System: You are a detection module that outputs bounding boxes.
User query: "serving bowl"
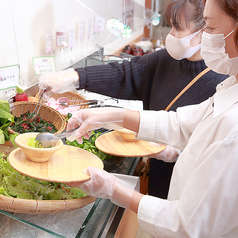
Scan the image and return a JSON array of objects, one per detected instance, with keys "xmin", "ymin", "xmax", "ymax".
[
  {"xmin": 114, "ymin": 128, "xmax": 137, "ymax": 142},
  {"xmin": 15, "ymin": 132, "xmax": 63, "ymax": 162}
]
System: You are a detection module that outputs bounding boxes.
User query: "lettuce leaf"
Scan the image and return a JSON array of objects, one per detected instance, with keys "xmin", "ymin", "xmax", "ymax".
[
  {"xmin": 0, "ymin": 109, "xmax": 14, "ymax": 127},
  {"xmin": 0, "ymin": 100, "xmax": 15, "ymax": 144},
  {"xmin": 66, "ymin": 130, "xmax": 114, "ymax": 161},
  {"xmin": 0, "ymin": 100, "xmax": 10, "ymax": 113},
  {"xmin": 0, "ymin": 130, "xmax": 4, "ymax": 144},
  {"xmin": 9, "ymin": 133, "xmax": 19, "ymax": 147},
  {"xmin": 0, "ymin": 156, "xmax": 87, "ymax": 200}
]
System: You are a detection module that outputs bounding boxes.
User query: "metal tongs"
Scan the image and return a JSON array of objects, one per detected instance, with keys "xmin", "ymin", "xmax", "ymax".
[
  {"xmin": 30, "ymin": 93, "xmax": 44, "ymax": 120},
  {"xmin": 35, "ymin": 126, "xmax": 80, "ymax": 147},
  {"xmin": 35, "ymin": 127, "xmax": 113, "ymax": 148},
  {"xmin": 58, "ymin": 99, "xmax": 98, "ymax": 107}
]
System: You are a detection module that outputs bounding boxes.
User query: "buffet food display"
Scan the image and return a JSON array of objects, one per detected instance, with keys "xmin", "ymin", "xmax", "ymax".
[
  {"xmin": 35, "ymin": 91, "xmax": 89, "ymax": 118},
  {"xmin": 0, "ymin": 99, "xmax": 121, "ymax": 215}
]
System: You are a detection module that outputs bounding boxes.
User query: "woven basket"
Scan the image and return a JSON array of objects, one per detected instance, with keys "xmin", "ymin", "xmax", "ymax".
[
  {"xmin": 0, "ymin": 194, "xmax": 96, "ymax": 214},
  {"xmin": 9, "ymin": 101, "xmax": 66, "ymax": 135},
  {"xmin": 0, "ymin": 144, "xmax": 96, "ymax": 214},
  {"xmin": 35, "ymin": 91, "xmax": 89, "ymax": 118}
]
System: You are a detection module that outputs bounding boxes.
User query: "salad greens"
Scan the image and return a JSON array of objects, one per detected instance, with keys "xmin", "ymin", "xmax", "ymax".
[
  {"xmin": 27, "ymin": 137, "xmax": 44, "ymax": 148},
  {"xmin": 0, "ymin": 100, "xmax": 18, "ymax": 146},
  {"xmin": 66, "ymin": 130, "xmax": 115, "ymax": 161},
  {"xmin": 27, "ymin": 137, "xmax": 54, "ymax": 148},
  {"xmin": 0, "ymin": 154, "xmax": 87, "ymax": 200},
  {"xmin": 11, "ymin": 111, "xmax": 57, "ymax": 134}
]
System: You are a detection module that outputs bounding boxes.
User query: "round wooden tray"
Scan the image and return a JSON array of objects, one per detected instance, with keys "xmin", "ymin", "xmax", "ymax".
[
  {"xmin": 8, "ymin": 145, "xmax": 104, "ymax": 183},
  {"xmin": 95, "ymin": 131, "xmax": 166, "ymax": 157},
  {"xmin": 0, "ymin": 144, "xmax": 97, "ymax": 214}
]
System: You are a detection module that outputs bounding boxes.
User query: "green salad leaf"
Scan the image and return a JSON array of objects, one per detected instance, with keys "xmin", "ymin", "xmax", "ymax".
[
  {"xmin": 0, "ymin": 100, "xmax": 14, "ymax": 127},
  {"xmin": 0, "ymin": 155, "xmax": 87, "ymax": 200},
  {"xmin": 27, "ymin": 137, "xmax": 44, "ymax": 148},
  {"xmin": 0, "ymin": 100, "xmax": 15, "ymax": 145},
  {"xmin": 66, "ymin": 130, "xmax": 115, "ymax": 161},
  {"xmin": 0, "ymin": 100, "xmax": 10, "ymax": 114},
  {"xmin": 0, "ymin": 130, "xmax": 5, "ymax": 144},
  {"xmin": 9, "ymin": 133, "xmax": 19, "ymax": 147}
]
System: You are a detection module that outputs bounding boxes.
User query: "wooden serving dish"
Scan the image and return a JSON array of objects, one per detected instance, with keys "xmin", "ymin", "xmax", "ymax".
[
  {"xmin": 95, "ymin": 131, "xmax": 166, "ymax": 157},
  {"xmin": 0, "ymin": 144, "xmax": 98, "ymax": 214}
]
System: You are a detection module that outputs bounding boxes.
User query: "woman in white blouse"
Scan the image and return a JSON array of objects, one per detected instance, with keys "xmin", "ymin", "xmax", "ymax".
[{"xmin": 65, "ymin": 0, "xmax": 238, "ymax": 237}]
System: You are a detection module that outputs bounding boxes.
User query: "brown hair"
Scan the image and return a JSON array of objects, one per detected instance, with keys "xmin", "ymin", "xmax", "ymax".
[
  {"xmin": 171, "ymin": 0, "xmax": 205, "ymax": 31},
  {"xmin": 165, "ymin": 1, "xmax": 176, "ymax": 26},
  {"xmin": 206, "ymin": 0, "xmax": 238, "ymax": 50}
]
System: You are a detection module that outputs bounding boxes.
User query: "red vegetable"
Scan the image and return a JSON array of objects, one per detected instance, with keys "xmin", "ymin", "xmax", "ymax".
[{"xmin": 14, "ymin": 86, "xmax": 28, "ymax": 102}]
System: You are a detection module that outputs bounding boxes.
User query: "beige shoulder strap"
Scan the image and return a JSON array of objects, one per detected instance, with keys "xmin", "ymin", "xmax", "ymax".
[{"xmin": 165, "ymin": 68, "xmax": 211, "ymax": 111}]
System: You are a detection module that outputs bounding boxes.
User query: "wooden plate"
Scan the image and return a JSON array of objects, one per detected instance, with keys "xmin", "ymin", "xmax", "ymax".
[
  {"xmin": 8, "ymin": 145, "xmax": 103, "ymax": 183},
  {"xmin": 95, "ymin": 131, "xmax": 166, "ymax": 157}
]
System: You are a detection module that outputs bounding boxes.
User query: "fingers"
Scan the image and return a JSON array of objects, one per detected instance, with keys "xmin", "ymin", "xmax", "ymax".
[
  {"xmin": 64, "ymin": 181, "xmax": 84, "ymax": 187},
  {"xmin": 66, "ymin": 112, "xmax": 97, "ymax": 141},
  {"xmin": 85, "ymin": 166, "xmax": 99, "ymax": 175},
  {"xmin": 43, "ymin": 91, "xmax": 52, "ymax": 100},
  {"xmin": 64, "ymin": 166, "xmax": 96, "ymax": 187},
  {"xmin": 66, "ymin": 125, "xmax": 89, "ymax": 142},
  {"xmin": 67, "ymin": 116, "xmax": 82, "ymax": 131},
  {"xmin": 147, "ymin": 150, "xmax": 166, "ymax": 159},
  {"xmin": 38, "ymin": 88, "xmax": 44, "ymax": 96},
  {"xmin": 149, "ymin": 142, "xmax": 163, "ymax": 147},
  {"xmin": 148, "ymin": 144, "xmax": 180, "ymax": 162},
  {"xmin": 38, "ymin": 72, "xmax": 59, "ymax": 95},
  {"xmin": 38, "ymin": 77, "xmax": 53, "ymax": 96}
]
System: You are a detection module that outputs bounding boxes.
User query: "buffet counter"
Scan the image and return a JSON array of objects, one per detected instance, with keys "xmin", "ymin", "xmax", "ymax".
[
  {"xmin": 0, "ymin": 49, "xmax": 144, "ymax": 237},
  {"xmin": 0, "ymin": 156, "xmax": 140, "ymax": 238}
]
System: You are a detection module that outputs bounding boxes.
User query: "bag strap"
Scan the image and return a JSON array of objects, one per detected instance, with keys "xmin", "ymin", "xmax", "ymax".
[{"xmin": 165, "ymin": 68, "xmax": 211, "ymax": 111}]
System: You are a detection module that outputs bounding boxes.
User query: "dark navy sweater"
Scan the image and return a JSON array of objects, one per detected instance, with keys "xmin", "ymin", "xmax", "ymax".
[{"xmin": 76, "ymin": 49, "xmax": 227, "ymax": 111}]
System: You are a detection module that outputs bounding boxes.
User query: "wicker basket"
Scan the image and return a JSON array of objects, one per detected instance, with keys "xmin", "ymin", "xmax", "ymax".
[
  {"xmin": 0, "ymin": 145, "xmax": 96, "ymax": 214},
  {"xmin": 0, "ymin": 194, "xmax": 96, "ymax": 214},
  {"xmin": 35, "ymin": 91, "xmax": 89, "ymax": 118},
  {"xmin": 9, "ymin": 101, "xmax": 66, "ymax": 135}
]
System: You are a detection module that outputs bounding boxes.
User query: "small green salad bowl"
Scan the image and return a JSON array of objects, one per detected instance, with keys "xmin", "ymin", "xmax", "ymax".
[{"xmin": 15, "ymin": 132, "xmax": 63, "ymax": 163}]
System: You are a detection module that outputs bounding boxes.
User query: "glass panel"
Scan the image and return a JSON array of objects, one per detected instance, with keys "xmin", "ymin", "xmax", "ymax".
[{"xmin": 0, "ymin": 210, "xmax": 63, "ymax": 237}]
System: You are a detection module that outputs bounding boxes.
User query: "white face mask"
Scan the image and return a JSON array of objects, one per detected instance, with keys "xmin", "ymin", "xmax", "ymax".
[
  {"xmin": 165, "ymin": 30, "xmax": 201, "ymax": 60},
  {"xmin": 201, "ymin": 30, "xmax": 238, "ymax": 76}
]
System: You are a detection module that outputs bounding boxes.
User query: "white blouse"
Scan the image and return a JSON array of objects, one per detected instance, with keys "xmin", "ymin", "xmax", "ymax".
[{"xmin": 137, "ymin": 76, "xmax": 238, "ymax": 238}]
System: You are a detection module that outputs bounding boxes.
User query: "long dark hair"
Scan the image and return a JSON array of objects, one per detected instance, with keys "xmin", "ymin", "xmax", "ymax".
[
  {"xmin": 204, "ymin": 0, "xmax": 238, "ymax": 50},
  {"xmin": 171, "ymin": 0, "xmax": 205, "ymax": 31}
]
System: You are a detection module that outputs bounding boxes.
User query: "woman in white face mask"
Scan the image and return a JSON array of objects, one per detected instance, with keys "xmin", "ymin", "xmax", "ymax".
[
  {"xmin": 38, "ymin": 0, "xmax": 228, "ymax": 200},
  {"xmin": 63, "ymin": 0, "xmax": 238, "ymax": 237}
]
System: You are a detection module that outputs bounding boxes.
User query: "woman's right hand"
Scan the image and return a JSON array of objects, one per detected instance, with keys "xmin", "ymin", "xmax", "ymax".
[
  {"xmin": 38, "ymin": 68, "xmax": 79, "ymax": 98},
  {"xmin": 66, "ymin": 107, "xmax": 126, "ymax": 143}
]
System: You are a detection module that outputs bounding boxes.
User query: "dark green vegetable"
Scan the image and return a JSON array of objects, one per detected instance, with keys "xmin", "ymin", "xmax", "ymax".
[
  {"xmin": 67, "ymin": 113, "xmax": 72, "ymax": 121},
  {"xmin": 10, "ymin": 111, "xmax": 57, "ymax": 134}
]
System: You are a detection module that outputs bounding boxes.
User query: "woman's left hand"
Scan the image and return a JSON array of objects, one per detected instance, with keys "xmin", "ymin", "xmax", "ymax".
[{"xmin": 148, "ymin": 144, "xmax": 180, "ymax": 162}]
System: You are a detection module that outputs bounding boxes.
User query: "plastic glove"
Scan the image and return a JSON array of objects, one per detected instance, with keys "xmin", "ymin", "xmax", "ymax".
[
  {"xmin": 148, "ymin": 143, "xmax": 181, "ymax": 163},
  {"xmin": 38, "ymin": 68, "xmax": 79, "ymax": 98},
  {"xmin": 66, "ymin": 166, "xmax": 135, "ymax": 209},
  {"xmin": 66, "ymin": 107, "xmax": 126, "ymax": 143}
]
